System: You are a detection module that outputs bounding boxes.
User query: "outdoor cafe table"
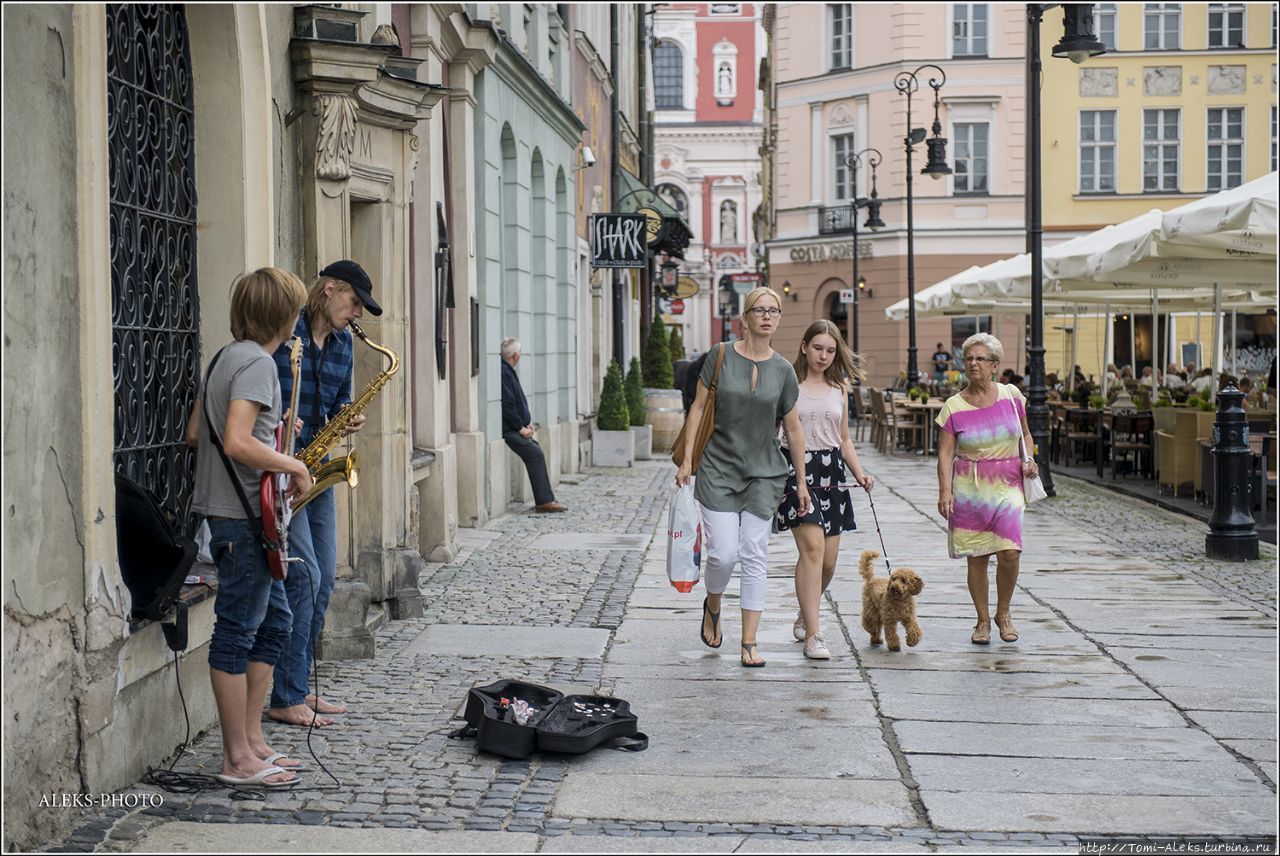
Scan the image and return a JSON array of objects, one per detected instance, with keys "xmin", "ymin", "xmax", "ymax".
[{"xmin": 902, "ymin": 399, "xmax": 946, "ymax": 455}]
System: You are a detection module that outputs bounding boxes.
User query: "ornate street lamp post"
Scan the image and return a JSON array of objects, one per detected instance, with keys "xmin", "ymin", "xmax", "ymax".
[
  {"xmin": 843, "ymin": 148, "xmax": 884, "ymax": 357},
  {"xmin": 895, "ymin": 65, "xmax": 951, "ymax": 386},
  {"xmin": 1027, "ymin": 4, "xmax": 1105, "ymax": 495}
]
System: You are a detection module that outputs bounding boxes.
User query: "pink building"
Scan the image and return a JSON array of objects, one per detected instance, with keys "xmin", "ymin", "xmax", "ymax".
[
  {"xmin": 765, "ymin": 3, "xmax": 1031, "ymax": 384},
  {"xmin": 653, "ymin": 3, "xmax": 767, "ymax": 351}
]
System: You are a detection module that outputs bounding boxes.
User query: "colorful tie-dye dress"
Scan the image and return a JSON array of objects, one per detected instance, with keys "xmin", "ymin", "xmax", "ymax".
[{"xmin": 935, "ymin": 384, "xmax": 1028, "ymax": 559}]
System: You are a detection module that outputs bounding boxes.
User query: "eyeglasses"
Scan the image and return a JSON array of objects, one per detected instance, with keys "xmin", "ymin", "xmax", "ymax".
[
  {"xmin": 962, "ymin": 356, "xmax": 997, "ymax": 364},
  {"xmin": 748, "ymin": 307, "xmax": 782, "ymax": 318}
]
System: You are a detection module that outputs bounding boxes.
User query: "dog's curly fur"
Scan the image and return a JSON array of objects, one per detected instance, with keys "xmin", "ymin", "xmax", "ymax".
[{"xmin": 859, "ymin": 550, "xmax": 924, "ymax": 651}]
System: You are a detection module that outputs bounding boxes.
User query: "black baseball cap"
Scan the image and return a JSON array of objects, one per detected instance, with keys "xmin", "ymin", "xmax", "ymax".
[{"xmin": 319, "ymin": 259, "xmax": 383, "ymax": 316}]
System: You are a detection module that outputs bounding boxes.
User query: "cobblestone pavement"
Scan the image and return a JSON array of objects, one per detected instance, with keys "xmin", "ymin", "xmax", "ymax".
[{"xmin": 43, "ymin": 451, "xmax": 1278, "ymax": 853}]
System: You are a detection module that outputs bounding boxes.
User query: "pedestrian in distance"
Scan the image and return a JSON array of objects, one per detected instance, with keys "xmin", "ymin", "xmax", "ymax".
[
  {"xmin": 268, "ymin": 260, "xmax": 379, "ymax": 728},
  {"xmin": 775, "ymin": 320, "xmax": 875, "ymax": 660},
  {"xmin": 931, "ymin": 342, "xmax": 952, "ymax": 384},
  {"xmin": 501, "ymin": 337, "xmax": 566, "ymax": 513},
  {"xmin": 935, "ymin": 333, "xmax": 1038, "ymax": 646},
  {"xmin": 675, "ymin": 286, "xmax": 811, "ymax": 667},
  {"xmin": 185, "ymin": 267, "xmax": 312, "ymax": 787}
]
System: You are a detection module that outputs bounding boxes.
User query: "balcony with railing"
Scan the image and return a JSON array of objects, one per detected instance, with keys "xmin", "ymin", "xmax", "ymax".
[{"xmin": 818, "ymin": 204, "xmax": 859, "ymax": 235}]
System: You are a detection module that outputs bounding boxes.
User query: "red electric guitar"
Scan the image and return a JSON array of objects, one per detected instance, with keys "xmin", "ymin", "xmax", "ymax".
[{"xmin": 261, "ymin": 337, "xmax": 303, "ymax": 580}]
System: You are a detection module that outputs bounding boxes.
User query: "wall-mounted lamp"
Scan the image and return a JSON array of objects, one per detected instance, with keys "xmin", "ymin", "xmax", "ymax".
[
  {"xmin": 659, "ymin": 258, "xmax": 679, "ymax": 295},
  {"xmin": 781, "ymin": 280, "xmax": 799, "ymax": 302},
  {"xmin": 857, "ymin": 275, "xmax": 873, "ymax": 299}
]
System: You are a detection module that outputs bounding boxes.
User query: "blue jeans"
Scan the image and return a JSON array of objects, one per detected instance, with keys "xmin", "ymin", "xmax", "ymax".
[
  {"xmin": 207, "ymin": 518, "xmax": 292, "ymax": 675},
  {"xmin": 270, "ymin": 488, "xmax": 337, "ymax": 708}
]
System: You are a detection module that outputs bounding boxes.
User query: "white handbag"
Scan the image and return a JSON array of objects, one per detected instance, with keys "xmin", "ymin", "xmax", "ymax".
[{"xmin": 1019, "ymin": 435, "xmax": 1048, "ymax": 504}]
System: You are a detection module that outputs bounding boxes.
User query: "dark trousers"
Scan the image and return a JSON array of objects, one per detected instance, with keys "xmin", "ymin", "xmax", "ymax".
[{"xmin": 504, "ymin": 431, "xmax": 555, "ymax": 506}]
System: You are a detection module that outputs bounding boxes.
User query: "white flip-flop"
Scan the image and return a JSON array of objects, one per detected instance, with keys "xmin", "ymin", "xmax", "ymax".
[
  {"xmin": 262, "ymin": 752, "xmax": 307, "ymax": 773},
  {"xmin": 214, "ymin": 765, "xmax": 298, "ymax": 789}
]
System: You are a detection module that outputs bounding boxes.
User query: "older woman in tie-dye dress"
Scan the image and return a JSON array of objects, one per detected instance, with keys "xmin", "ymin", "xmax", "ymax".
[{"xmin": 935, "ymin": 334, "xmax": 1039, "ymax": 646}]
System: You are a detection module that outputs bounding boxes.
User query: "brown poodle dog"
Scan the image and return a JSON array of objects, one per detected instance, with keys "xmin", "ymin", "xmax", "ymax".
[{"xmin": 859, "ymin": 550, "xmax": 924, "ymax": 651}]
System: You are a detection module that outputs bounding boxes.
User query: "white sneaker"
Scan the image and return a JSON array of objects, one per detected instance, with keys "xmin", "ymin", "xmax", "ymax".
[
  {"xmin": 804, "ymin": 635, "xmax": 831, "ymax": 660},
  {"xmin": 792, "ymin": 613, "xmax": 806, "ymax": 642}
]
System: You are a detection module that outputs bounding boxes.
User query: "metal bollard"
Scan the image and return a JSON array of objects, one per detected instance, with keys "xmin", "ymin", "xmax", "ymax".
[{"xmin": 1205, "ymin": 385, "xmax": 1259, "ymax": 561}]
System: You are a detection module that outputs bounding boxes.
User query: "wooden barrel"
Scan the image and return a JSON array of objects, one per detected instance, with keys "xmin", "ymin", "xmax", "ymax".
[{"xmin": 645, "ymin": 388, "xmax": 684, "ymax": 453}]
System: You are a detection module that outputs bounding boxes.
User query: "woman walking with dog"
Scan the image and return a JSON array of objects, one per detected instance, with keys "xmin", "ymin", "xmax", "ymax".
[
  {"xmin": 935, "ymin": 333, "xmax": 1038, "ymax": 645},
  {"xmin": 675, "ymin": 286, "xmax": 810, "ymax": 668},
  {"xmin": 775, "ymin": 320, "xmax": 874, "ymax": 660}
]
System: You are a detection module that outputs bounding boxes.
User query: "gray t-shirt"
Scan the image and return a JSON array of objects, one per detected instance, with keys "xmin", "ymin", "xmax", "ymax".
[
  {"xmin": 694, "ymin": 342, "xmax": 800, "ymax": 519},
  {"xmin": 192, "ymin": 340, "xmax": 281, "ymax": 519}
]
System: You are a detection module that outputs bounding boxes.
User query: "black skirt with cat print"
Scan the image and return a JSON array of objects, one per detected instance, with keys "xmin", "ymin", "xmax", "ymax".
[{"xmin": 774, "ymin": 446, "xmax": 858, "ymax": 536}]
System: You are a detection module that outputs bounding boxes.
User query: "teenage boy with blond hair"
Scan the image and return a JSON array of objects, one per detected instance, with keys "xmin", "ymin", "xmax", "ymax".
[{"xmin": 186, "ymin": 267, "xmax": 312, "ymax": 787}]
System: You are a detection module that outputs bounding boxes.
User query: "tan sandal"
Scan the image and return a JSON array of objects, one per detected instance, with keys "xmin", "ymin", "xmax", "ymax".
[
  {"xmin": 970, "ymin": 619, "xmax": 991, "ymax": 645},
  {"xmin": 994, "ymin": 613, "xmax": 1019, "ymax": 642}
]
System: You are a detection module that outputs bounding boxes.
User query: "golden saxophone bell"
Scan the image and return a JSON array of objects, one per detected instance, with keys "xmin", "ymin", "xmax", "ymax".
[{"xmin": 293, "ymin": 449, "xmax": 360, "ymax": 513}]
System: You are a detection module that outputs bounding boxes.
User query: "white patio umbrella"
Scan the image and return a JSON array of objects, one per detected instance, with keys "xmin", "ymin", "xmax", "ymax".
[{"xmin": 1158, "ymin": 172, "xmax": 1278, "ymax": 255}]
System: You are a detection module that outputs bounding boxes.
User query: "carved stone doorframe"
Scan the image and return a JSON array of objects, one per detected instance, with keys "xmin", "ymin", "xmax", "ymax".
[{"xmin": 292, "ymin": 33, "xmax": 443, "ymax": 642}]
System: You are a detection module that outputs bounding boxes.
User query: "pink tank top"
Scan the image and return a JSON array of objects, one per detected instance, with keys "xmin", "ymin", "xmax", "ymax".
[{"xmin": 783, "ymin": 384, "xmax": 845, "ymax": 451}]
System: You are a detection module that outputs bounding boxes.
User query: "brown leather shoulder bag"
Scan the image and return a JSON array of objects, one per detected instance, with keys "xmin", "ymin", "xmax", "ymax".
[{"xmin": 671, "ymin": 343, "xmax": 727, "ymax": 473}]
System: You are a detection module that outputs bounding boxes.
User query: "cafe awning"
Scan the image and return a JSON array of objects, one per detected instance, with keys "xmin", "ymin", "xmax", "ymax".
[{"xmin": 616, "ymin": 169, "xmax": 692, "ymax": 259}]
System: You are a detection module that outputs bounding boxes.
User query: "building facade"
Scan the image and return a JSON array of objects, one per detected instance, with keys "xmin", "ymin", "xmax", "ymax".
[
  {"xmin": 764, "ymin": 3, "xmax": 1030, "ymax": 384},
  {"xmin": 1038, "ymin": 1, "xmax": 1278, "ymax": 381},
  {"xmin": 2, "ymin": 4, "xmax": 439, "ymax": 849}
]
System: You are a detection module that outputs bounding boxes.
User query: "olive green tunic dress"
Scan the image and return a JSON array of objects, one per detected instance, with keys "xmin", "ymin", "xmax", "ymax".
[{"xmin": 694, "ymin": 343, "xmax": 800, "ymax": 520}]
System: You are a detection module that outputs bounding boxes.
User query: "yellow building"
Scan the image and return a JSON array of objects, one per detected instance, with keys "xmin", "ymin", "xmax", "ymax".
[{"xmin": 1038, "ymin": 2, "xmax": 1277, "ymax": 383}]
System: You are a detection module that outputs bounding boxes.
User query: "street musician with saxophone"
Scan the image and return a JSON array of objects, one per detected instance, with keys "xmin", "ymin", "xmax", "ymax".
[{"xmin": 268, "ymin": 260, "xmax": 381, "ymax": 728}]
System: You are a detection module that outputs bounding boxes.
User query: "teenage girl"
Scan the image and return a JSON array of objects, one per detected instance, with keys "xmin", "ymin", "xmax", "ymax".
[{"xmin": 775, "ymin": 320, "xmax": 874, "ymax": 659}]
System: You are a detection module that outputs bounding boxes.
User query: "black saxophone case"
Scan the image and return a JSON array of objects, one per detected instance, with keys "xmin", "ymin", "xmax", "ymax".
[{"xmin": 455, "ymin": 679, "xmax": 647, "ymax": 759}]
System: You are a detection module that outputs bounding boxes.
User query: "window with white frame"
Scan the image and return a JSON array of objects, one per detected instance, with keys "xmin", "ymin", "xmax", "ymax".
[
  {"xmin": 654, "ymin": 41, "xmax": 683, "ymax": 109},
  {"xmin": 1206, "ymin": 107, "xmax": 1244, "ymax": 191},
  {"xmin": 713, "ymin": 40, "xmax": 738, "ymax": 101},
  {"xmin": 1142, "ymin": 109, "xmax": 1180, "ymax": 192},
  {"xmin": 829, "ymin": 4, "xmax": 852, "ymax": 70},
  {"xmin": 1208, "ymin": 3, "xmax": 1245, "ymax": 48},
  {"xmin": 1079, "ymin": 110, "xmax": 1117, "ymax": 193},
  {"xmin": 953, "ymin": 123, "xmax": 989, "ymax": 195},
  {"xmin": 1144, "ymin": 4, "xmax": 1180, "ymax": 50},
  {"xmin": 833, "ymin": 133, "xmax": 855, "ymax": 201},
  {"xmin": 953, "ymin": 4, "xmax": 988, "ymax": 56},
  {"xmin": 1092, "ymin": 3, "xmax": 1117, "ymax": 51}
]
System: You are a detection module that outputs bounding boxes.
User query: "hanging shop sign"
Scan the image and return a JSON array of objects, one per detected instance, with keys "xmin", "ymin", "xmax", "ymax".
[
  {"xmin": 591, "ymin": 214, "xmax": 648, "ymax": 268},
  {"xmin": 675, "ymin": 276, "xmax": 700, "ymax": 299}
]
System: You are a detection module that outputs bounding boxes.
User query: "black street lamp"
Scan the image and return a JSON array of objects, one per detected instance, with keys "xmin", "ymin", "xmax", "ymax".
[
  {"xmin": 842, "ymin": 148, "xmax": 884, "ymax": 357},
  {"xmin": 1027, "ymin": 4, "xmax": 1105, "ymax": 497},
  {"xmin": 895, "ymin": 65, "xmax": 950, "ymax": 386}
]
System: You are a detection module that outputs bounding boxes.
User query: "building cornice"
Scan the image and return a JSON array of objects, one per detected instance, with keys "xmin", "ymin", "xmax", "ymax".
[
  {"xmin": 777, "ymin": 56, "xmax": 1023, "ymax": 91},
  {"xmin": 573, "ymin": 29, "xmax": 614, "ymax": 96},
  {"xmin": 491, "ymin": 37, "xmax": 587, "ymax": 144}
]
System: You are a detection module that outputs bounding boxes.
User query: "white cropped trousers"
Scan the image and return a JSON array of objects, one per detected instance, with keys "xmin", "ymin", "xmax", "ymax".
[{"xmin": 701, "ymin": 508, "xmax": 772, "ymax": 612}]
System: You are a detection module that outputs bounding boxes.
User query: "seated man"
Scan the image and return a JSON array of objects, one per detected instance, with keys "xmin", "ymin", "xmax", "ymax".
[{"xmin": 501, "ymin": 337, "xmax": 566, "ymax": 513}]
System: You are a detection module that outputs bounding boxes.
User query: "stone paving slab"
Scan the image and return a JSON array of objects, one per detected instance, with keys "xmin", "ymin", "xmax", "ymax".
[
  {"xmin": 402, "ymin": 625, "xmax": 611, "ymax": 659},
  {"xmin": 906, "ymin": 755, "xmax": 1272, "ymax": 797},
  {"xmin": 920, "ymin": 791, "xmax": 1279, "ymax": 835},
  {"xmin": 553, "ymin": 773, "xmax": 917, "ymax": 827},
  {"xmin": 735, "ymin": 840, "xmax": 934, "ymax": 853},
  {"xmin": 527, "ymin": 533, "xmax": 651, "ymax": 551},
  {"xmin": 1184, "ymin": 710, "xmax": 1278, "ymax": 741},
  {"xmin": 865, "ymin": 667, "xmax": 1162, "ymax": 699},
  {"xmin": 539, "ymin": 836, "xmax": 748, "ymax": 852},
  {"xmin": 894, "ymin": 721, "xmax": 1233, "ymax": 762},
  {"xmin": 859, "ymin": 651, "xmax": 1124, "ymax": 674},
  {"xmin": 1156, "ymin": 683, "xmax": 1278, "ymax": 712},
  {"xmin": 121, "ymin": 822, "xmax": 541, "ymax": 852},
  {"xmin": 1089, "ymin": 632, "xmax": 1279, "ymax": 651},
  {"xmin": 602, "ymin": 662, "xmax": 871, "ymax": 684},
  {"xmin": 875, "ymin": 693, "xmax": 1188, "ymax": 728}
]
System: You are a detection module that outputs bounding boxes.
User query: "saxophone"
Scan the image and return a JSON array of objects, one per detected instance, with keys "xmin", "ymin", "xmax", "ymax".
[{"xmin": 293, "ymin": 320, "xmax": 399, "ymax": 512}]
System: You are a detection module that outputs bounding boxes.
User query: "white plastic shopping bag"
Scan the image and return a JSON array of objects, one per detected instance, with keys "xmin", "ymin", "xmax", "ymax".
[{"xmin": 666, "ymin": 483, "xmax": 703, "ymax": 592}]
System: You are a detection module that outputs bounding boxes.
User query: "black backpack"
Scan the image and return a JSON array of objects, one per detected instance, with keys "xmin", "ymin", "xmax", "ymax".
[
  {"xmin": 115, "ymin": 472, "xmax": 197, "ymax": 622},
  {"xmin": 449, "ymin": 679, "xmax": 648, "ymax": 759}
]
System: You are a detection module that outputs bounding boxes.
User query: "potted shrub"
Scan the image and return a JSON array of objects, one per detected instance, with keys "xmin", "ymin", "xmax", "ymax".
[
  {"xmin": 625, "ymin": 357, "xmax": 651, "ymax": 460},
  {"xmin": 1088, "ymin": 393, "xmax": 1106, "ymax": 411},
  {"xmin": 593, "ymin": 360, "xmax": 634, "ymax": 468},
  {"xmin": 643, "ymin": 317, "xmax": 675, "ymax": 390},
  {"xmin": 667, "ymin": 325, "xmax": 686, "ymax": 368}
]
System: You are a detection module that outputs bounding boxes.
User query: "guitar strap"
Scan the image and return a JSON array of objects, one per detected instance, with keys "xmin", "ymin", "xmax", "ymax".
[{"xmin": 201, "ymin": 348, "xmax": 279, "ymax": 555}]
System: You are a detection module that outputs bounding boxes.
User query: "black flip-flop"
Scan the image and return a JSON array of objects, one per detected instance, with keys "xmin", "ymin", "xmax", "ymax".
[
  {"xmin": 700, "ymin": 597, "xmax": 722, "ymax": 649},
  {"xmin": 740, "ymin": 642, "xmax": 766, "ymax": 668}
]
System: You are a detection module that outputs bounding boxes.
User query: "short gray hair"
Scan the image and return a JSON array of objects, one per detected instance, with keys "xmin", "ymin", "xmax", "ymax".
[
  {"xmin": 961, "ymin": 333, "xmax": 1003, "ymax": 363},
  {"xmin": 500, "ymin": 337, "xmax": 521, "ymax": 358}
]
